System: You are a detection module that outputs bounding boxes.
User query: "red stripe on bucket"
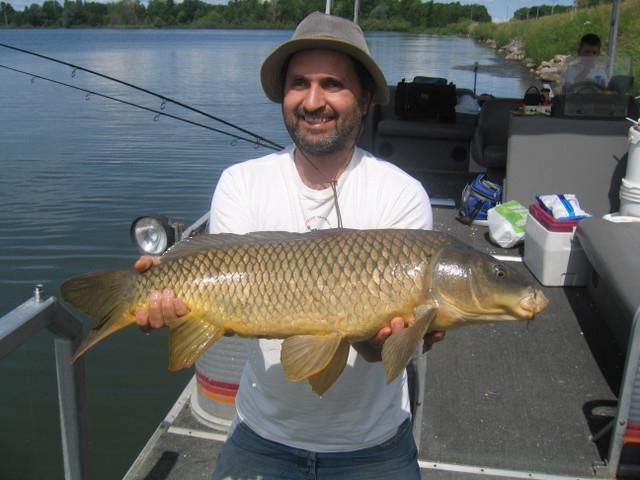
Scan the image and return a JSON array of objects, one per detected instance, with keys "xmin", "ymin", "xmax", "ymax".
[
  {"xmin": 624, "ymin": 422, "xmax": 640, "ymax": 445},
  {"xmin": 196, "ymin": 371, "xmax": 239, "ymax": 404}
]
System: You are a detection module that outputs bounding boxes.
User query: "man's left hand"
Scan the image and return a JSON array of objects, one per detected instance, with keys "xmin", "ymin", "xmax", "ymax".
[{"xmin": 369, "ymin": 317, "xmax": 445, "ymax": 350}]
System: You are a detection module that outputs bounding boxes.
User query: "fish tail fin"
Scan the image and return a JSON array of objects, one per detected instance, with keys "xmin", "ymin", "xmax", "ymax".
[
  {"xmin": 382, "ymin": 305, "xmax": 437, "ymax": 383},
  {"xmin": 60, "ymin": 269, "xmax": 135, "ymax": 362}
]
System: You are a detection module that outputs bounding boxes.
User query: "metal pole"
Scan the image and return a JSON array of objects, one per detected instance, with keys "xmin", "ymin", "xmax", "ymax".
[
  {"xmin": 353, "ymin": 0, "xmax": 360, "ymax": 24},
  {"xmin": 606, "ymin": 0, "xmax": 621, "ymax": 79},
  {"xmin": 51, "ymin": 306, "xmax": 89, "ymax": 480},
  {"xmin": 325, "ymin": 0, "xmax": 331, "ymax": 15}
]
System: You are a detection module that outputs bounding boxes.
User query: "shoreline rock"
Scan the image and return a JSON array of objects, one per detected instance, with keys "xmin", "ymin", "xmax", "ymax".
[{"xmin": 483, "ymin": 38, "xmax": 568, "ymax": 87}]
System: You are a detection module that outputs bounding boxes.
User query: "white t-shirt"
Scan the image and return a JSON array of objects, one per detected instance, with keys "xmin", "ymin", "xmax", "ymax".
[
  {"xmin": 208, "ymin": 145, "xmax": 433, "ymax": 452},
  {"xmin": 564, "ymin": 57, "xmax": 608, "ymax": 89}
]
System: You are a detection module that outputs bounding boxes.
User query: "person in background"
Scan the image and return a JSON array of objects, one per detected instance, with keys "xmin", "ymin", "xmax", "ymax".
[
  {"xmin": 134, "ymin": 12, "xmax": 444, "ymax": 480},
  {"xmin": 564, "ymin": 33, "xmax": 607, "ymax": 90}
]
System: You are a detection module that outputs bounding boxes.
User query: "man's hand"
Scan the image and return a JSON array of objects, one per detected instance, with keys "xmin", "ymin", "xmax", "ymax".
[
  {"xmin": 352, "ymin": 316, "xmax": 445, "ymax": 362},
  {"xmin": 370, "ymin": 317, "xmax": 445, "ymax": 351},
  {"xmin": 133, "ymin": 256, "xmax": 190, "ymax": 333}
]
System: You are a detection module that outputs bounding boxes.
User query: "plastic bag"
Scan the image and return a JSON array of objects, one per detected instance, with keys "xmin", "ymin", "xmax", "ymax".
[
  {"xmin": 488, "ymin": 200, "xmax": 528, "ymax": 248},
  {"xmin": 536, "ymin": 194, "xmax": 592, "ymax": 220}
]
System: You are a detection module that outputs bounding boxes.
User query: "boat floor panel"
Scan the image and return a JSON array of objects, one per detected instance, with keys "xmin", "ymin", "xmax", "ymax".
[
  {"xmin": 418, "ymin": 207, "xmax": 624, "ymax": 478},
  {"xmin": 125, "ymin": 390, "xmax": 224, "ymax": 480}
]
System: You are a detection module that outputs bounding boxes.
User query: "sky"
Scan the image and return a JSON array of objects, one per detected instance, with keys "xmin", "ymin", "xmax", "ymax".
[{"xmin": 8, "ymin": 0, "xmax": 578, "ymax": 23}]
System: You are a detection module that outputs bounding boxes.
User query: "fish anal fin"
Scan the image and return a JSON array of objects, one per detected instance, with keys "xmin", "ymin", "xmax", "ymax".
[
  {"xmin": 382, "ymin": 305, "xmax": 437, "ymax": 384},
  {"xmin": 281, "ymin": 333, "xmax": 343, "ymax": 382},
  {"xmin": 308, "ymin": 340, "xmax": 350, "ymax": 396},
  {"xmin": 168, "ymin": 311, "xmax": 225, "ymax": 371}
]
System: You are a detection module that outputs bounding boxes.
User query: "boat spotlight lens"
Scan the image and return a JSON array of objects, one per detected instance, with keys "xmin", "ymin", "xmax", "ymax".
[{"xmin": 130, "ymin": 215, "xmax": 174, "ymax": 255}]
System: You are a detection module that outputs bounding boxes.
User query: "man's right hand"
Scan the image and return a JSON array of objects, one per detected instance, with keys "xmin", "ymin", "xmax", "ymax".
[{"xmin": 133, "ymin": 256, "xmax": 190, "ymax": 332}]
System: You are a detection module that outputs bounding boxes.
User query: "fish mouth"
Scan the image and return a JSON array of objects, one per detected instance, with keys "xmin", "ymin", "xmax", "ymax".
[{"xmin": 519, "ymin": 288, "xmax": 550, "ymax": 318}]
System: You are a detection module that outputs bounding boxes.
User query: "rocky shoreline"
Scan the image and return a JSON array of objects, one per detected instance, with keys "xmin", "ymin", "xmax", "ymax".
[{"xmin": 483, "ymin": 38, "xmax": 569, "ymax": 86}]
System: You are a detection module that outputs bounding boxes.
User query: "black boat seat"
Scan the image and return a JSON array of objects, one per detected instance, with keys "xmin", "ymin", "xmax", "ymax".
[
  {"xmin": 471, "ymin": 98, "xmax": 522, "ymax": 170},
  {"xmin": 377, "ymin": 119, "xmax": 473, "ymax": 141}
]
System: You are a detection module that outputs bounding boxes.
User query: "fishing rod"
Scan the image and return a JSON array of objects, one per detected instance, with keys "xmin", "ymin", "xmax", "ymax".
[
  {"xmin": 0, "ymin": 42, "xmax": 283, "ymax": 151},
  {"xmin": 0, "ymin": 63, "xmax": 279, "ymax": 150}
]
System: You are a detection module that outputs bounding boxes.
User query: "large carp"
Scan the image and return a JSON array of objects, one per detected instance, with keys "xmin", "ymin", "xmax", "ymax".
[{"xmin": 61, "ymin": 228, "xmax": 548, "ymax": 395}]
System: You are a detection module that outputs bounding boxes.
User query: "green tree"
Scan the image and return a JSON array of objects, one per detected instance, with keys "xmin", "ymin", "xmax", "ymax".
[
  {"xmin": 1, "ymin": 1, "xmax": 16, "ymax": 25},
  {"xmin": 23, "ymin": 3, "xmax": 45, "ymax": 26},
  {"xmin": 109, "ymin": 0, "xmax": 145, "ymax": 26},
  {"xmin": 146, "ymin": 0, "xmax": 176, "ymax": 26},
  {"xmin": 83, "ymin": 1, "xmax": 107, "ymax": 25},
  {"xmin": 41, "ymin": 0, "xmax": 62, "ymax": 25},
  {"xmin": 176, "ymin": 0, "xmax": 205, "ymax": 24}
]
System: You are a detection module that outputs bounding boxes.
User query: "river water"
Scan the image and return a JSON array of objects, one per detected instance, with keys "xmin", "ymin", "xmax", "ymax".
[{"xmin": 0, "ymin": 28, "xmax": 535, "ymax": 479}]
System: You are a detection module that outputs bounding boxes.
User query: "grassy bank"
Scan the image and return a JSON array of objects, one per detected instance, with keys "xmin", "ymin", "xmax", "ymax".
[{"xmin": 469, "ymin": 0, "xmax": 639, "ymax": 96}]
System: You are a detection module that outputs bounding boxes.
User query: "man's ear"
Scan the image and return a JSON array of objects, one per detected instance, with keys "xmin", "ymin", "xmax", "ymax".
[{"xmin": 361, "ymin": 90, "xmax": 374, "ymax": 116}]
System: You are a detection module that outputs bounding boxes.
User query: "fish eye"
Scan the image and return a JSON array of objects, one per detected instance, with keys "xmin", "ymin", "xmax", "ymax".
[{"xmin": 494, "ymin": 264, "xmax": 507, "ymax": 278}]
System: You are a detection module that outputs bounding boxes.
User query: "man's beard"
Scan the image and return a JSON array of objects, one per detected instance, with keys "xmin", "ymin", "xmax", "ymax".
[{"xmin": 284, "ymin": 106, "xmax": 363, "ymax": 156}]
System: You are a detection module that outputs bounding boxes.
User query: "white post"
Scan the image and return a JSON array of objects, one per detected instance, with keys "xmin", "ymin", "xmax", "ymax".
[
  {"xmin": 606, "ymin": 0, "xmax": 621, "ymax": 79},
  {"xmin": 353, "ymin": 0, "xmax": 360, "ymax": 24},
  {"xmin": 325, "ymin": 0, "xmax": 331, "ymax": 15}
]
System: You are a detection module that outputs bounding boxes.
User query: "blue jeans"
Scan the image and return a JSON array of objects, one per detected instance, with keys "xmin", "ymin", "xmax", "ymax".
[{"xmin": 211, "ymin": 418, "xmax": 420, "ymax": 480}]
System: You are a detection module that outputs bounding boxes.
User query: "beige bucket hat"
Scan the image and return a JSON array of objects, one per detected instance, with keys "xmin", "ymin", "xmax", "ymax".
[{"xmin": 260, "ymin": 12, "xmax": 389, "ymax": 105}]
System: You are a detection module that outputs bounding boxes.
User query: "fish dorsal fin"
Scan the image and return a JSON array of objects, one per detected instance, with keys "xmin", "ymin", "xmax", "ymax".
[
  {"xmin": 162, "ymin": 229, "xmax": 357, "ymax": 262},
  {"xmin": 281, "ymin": 332, "xmax": 345, "ymax": 383},
  {"xmin": 382, "ymin": 305, "xmax": 437, "ymax": 383},
  {"xmin": 161, "ymin": 231, "xmax": 303, "ymax": 262},
  {"xmin": 307, "ymin": 340, "xmax": 350, "ymax": 396},
  {"xmin": 167, "ymin": 311, "xmax": 225, "ymax": 370}
]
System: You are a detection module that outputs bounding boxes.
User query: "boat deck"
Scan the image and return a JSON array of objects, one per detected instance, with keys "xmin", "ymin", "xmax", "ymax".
[{"xmin": 124, "ymin": 194, "xmax": 624, "ymax": 480}]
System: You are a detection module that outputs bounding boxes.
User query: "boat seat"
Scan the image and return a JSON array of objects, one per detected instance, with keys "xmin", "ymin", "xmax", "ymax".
[
  {"xmin": 577, "ymin": 218, "xmax": 640, "ymax": 351},
  {"xmin": 377, "ymin": 119, "xmax": 473, "ymax": 141},
  {"xmin": 359, "ymin": 85, "xmax": 477, "ymax": 173},
  {"xmin": 471, "ymin": 98, "xmax": 522, "ymax": 177}
]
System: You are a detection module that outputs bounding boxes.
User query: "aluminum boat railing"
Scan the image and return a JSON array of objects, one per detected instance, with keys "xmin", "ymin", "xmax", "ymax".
[{"xmin": 0, "ymin": 285, "xmax": 89, "ymax": 480}]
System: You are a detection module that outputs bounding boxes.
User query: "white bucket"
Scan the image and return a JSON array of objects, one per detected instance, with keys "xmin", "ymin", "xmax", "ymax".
[
  {"xmin": 620, "ymin": 177, "xmax": 640, "ymax": 217},
  {"xmin": 622, "ymin": 177, "xmax": 640, "ymax": 193},
  {"xmin": 191, "ymin": 336, "xmax": 249, "ymax": 432},
  {"xmin": 627, "ymin": 126, "xmax": 640, "ymax": 185}
]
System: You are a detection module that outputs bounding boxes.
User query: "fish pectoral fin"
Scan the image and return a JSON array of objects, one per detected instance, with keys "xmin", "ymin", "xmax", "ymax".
[
  {"xmin": 167, "ymin": 311, "xmax": 225, "ymax": 371},
  {"xmin": 281, "ymin": 332, "xmax": 345, "ymax": 382},
  {"xmin": 307, "ymin": 340, "xmax": 350, "ymax": 396},
  {"xmin": 382, "ymin": 305, "xmax": 437, "ymax": 384}
]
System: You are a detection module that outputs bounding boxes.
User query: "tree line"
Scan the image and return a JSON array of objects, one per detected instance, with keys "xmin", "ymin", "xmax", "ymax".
[
  {"xmin": 513, "ymin": 5, "xmax": 573, "ymax": 21},
  {"xmin": 0, "ymin": 0, "xmax": 491, "ymax": 29}
]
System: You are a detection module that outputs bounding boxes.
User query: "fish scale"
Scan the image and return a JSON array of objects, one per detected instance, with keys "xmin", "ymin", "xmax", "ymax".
[{"xmin": 132, "ymin": 229, "xmax": 430, "ymax": 338}]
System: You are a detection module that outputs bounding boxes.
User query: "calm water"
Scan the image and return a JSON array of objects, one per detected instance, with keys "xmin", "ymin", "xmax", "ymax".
[{"xmin": 0, "ymin": 28, "xmax": 535, "ymax": 479}]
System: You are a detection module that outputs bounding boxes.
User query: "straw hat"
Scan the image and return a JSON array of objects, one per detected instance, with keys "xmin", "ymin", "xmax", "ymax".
[{"xmin": 260, "ymin": 12, "xmax": 389, "ymax": 105}]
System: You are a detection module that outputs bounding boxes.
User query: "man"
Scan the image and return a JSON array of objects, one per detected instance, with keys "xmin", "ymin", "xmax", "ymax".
[
  {"xmin": 564, "ymin": 33, "xmax": 607, "ymax": 91},
  {"xmin": 136, "ymin": 12, "xmax": 442, "ymax": 479}
]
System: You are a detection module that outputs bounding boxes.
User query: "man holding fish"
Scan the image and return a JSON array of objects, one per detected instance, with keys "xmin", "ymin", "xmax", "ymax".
[
  {"xmin": 55, "ymin": 10, "xmax": 543, "ymax": 479},
  {"xmin": 136, "ymin": 12, "xmax": 438, "ymax": 479}
]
